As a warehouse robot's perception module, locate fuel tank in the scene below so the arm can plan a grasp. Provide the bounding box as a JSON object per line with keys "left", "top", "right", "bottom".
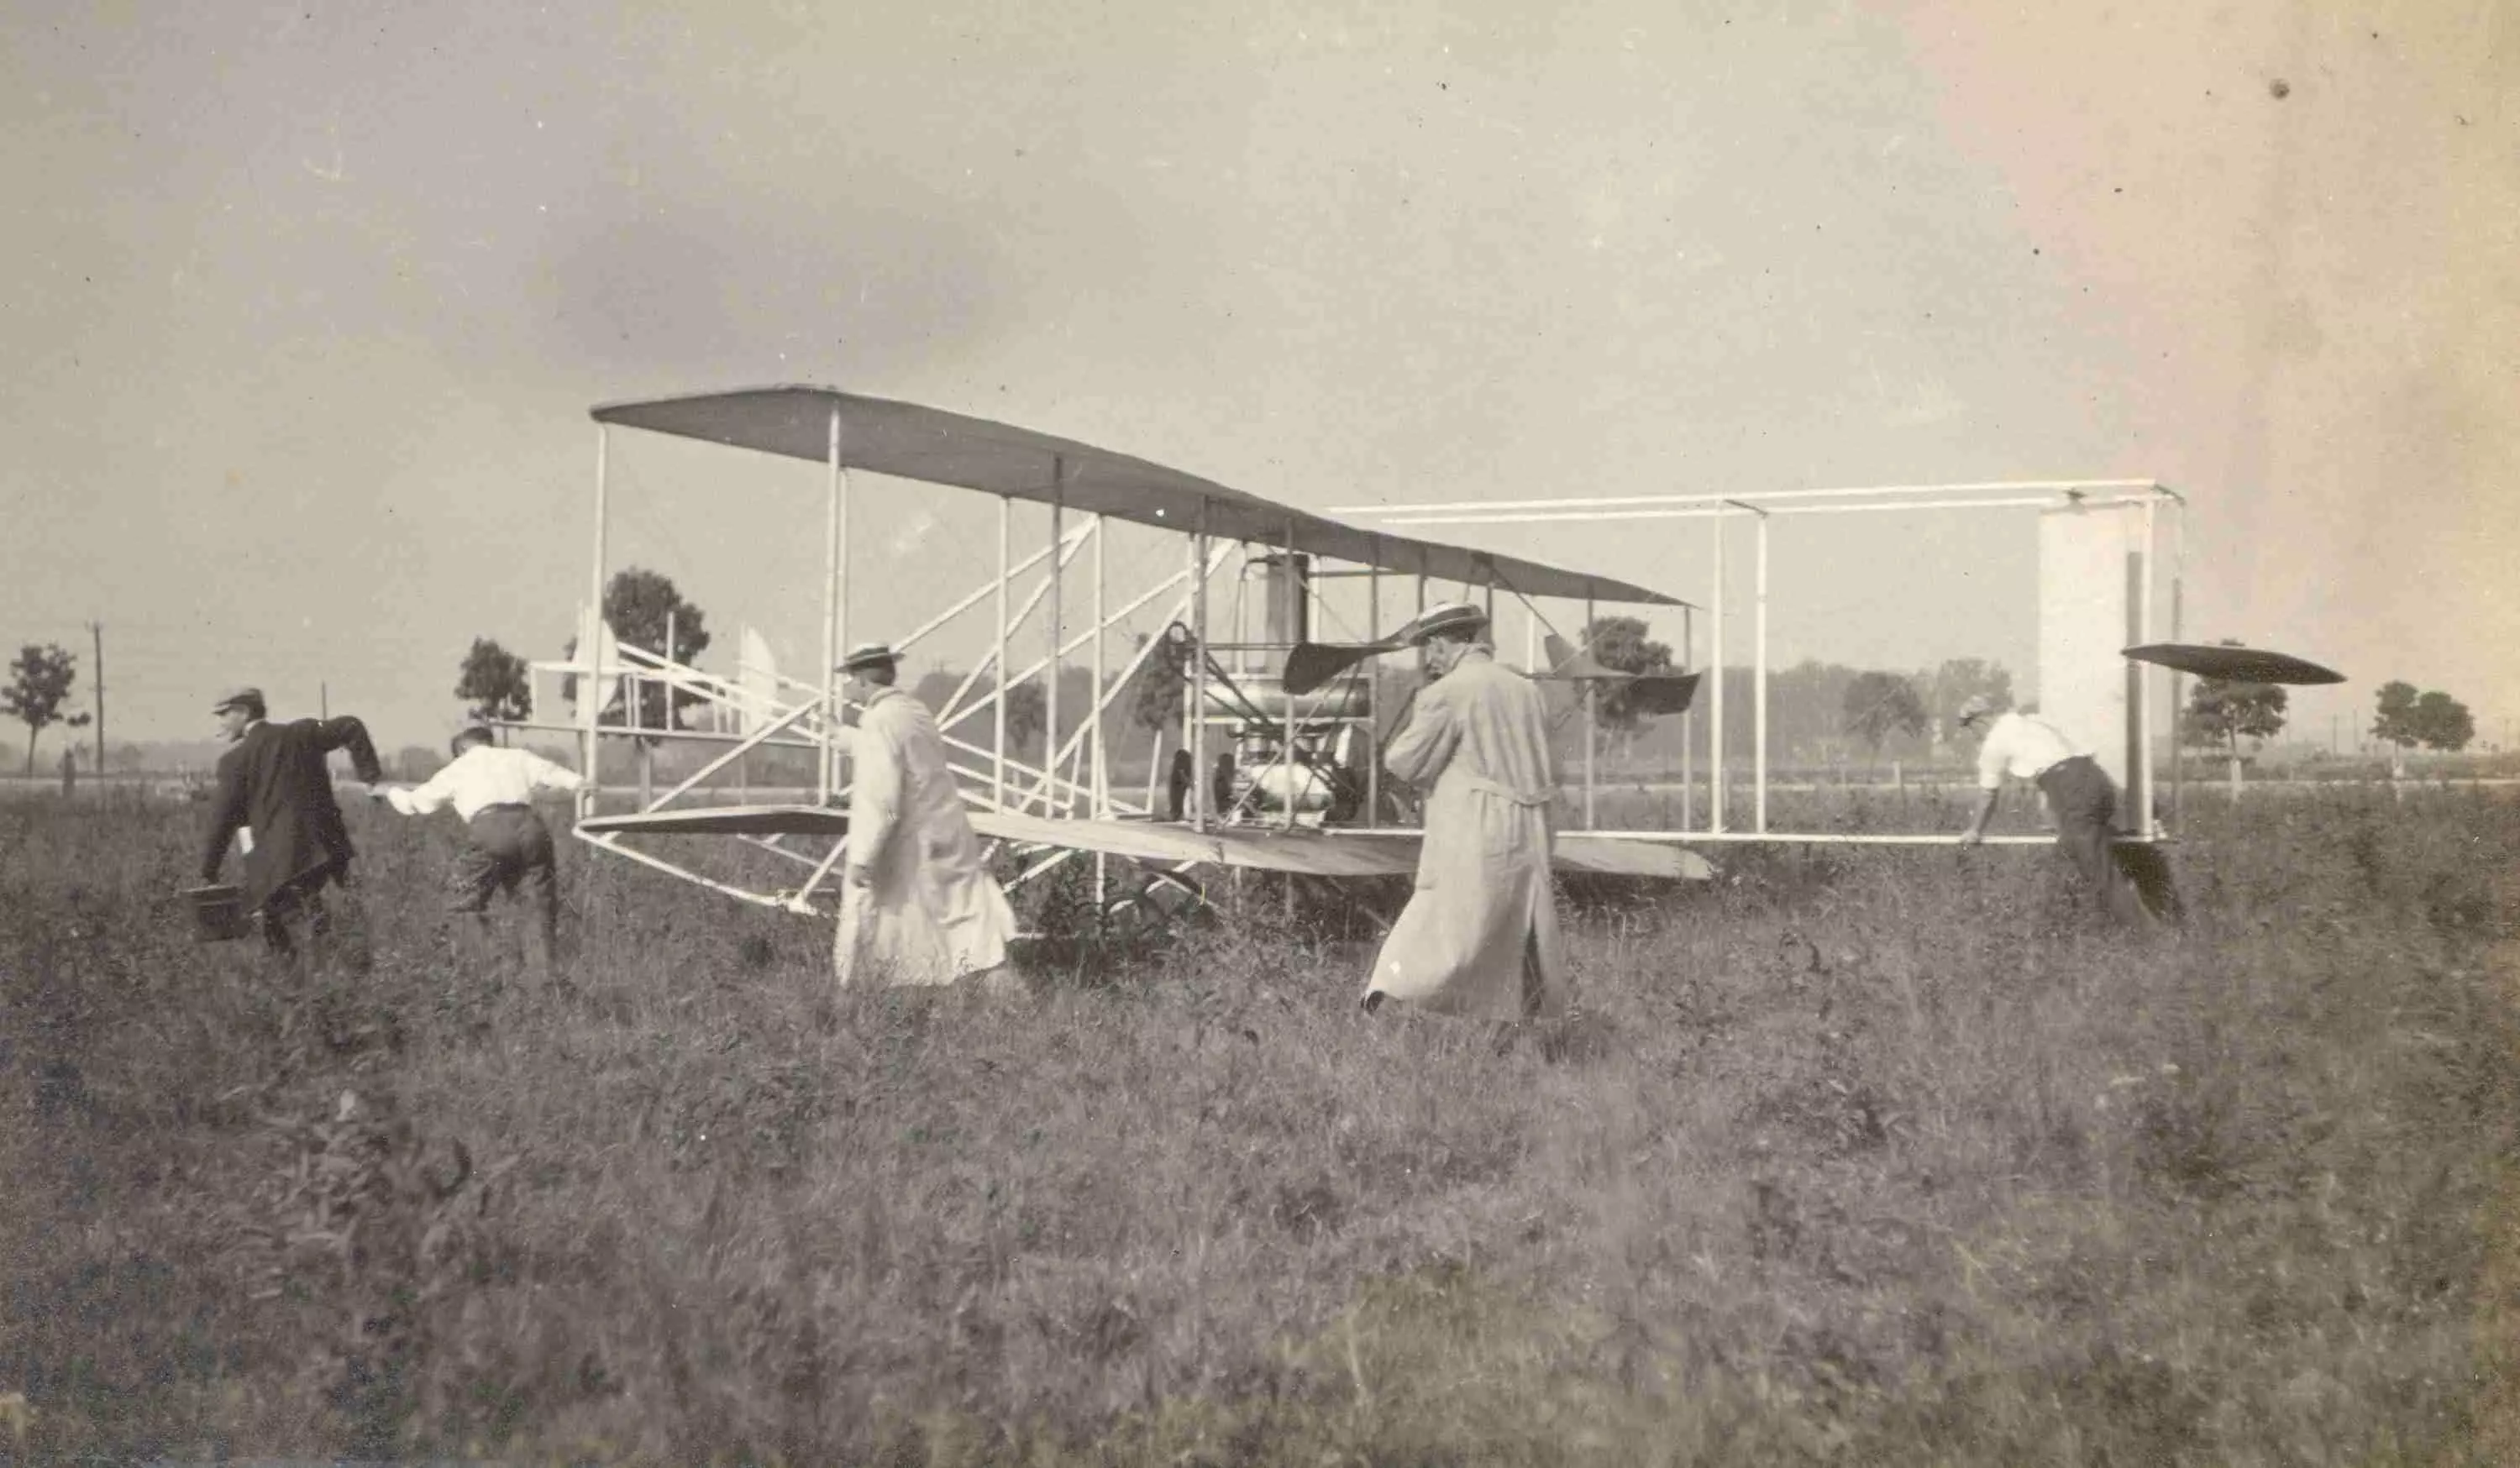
{"left": 1195, "top": 671, "right": 1372, "bottom": 724}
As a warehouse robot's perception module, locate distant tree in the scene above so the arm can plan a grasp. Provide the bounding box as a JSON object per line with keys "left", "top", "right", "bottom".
{"left": 564, "top": 568, "right": 713, "bottom": 735}
{"left": 1924, "top": 658, "right": 2015, "bottom": 747}
{"left": 1003, "top": 682, "right": 1047, "bottom": 758}
{"left": 1767, "top": 658, "right": 1864, "bottom": 763}
{"left": 2411, "top": 690, "right": 2475, "bottom": 752}
{"left": 910, "top": 669, "right": 965, "bottom": 712}
{"left": 1841, "top": 670, "right": 1928, "bottom": 759}
{"left": 2370, "top": 680, "right": 2423, "bottom": 758}
{"left": 1586, "top": 616, "right": 1676, "bottom": 735}
{"left": 395, "top": 745, "right": 443, "bottom": 782}
{"left": 454, "top": 637, "right": 532, "bottom": 724}
{"left": 109, "top": 742, "right": 147, "bottom": 773}
{"left": 2181, "top": 641, "right": 2289, "bottom": 781}
{"left": 3, "top": 643, "right": 92, "bottom": 778}
{"left": 1127, "top": 631, "right": 1189, "bottom": 740}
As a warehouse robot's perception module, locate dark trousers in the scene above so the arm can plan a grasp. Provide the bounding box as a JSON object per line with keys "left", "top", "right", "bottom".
{"left": 2035, "top": 757, "right": 2152, "bottom": 925}
{"left": 453, "top": 805, "right": 559, "bottom": 970}
{"left": 259, "top": 870, "right": 338, "bottom": 958}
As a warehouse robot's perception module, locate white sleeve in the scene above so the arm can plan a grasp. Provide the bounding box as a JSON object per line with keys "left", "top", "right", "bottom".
{"left": 1976, "top": 726, "right": 2008, "bottom": 791}
{"left": 391, "top": 767, "right": 459, "bottom": 815}
{"left": 524, "top": 752, "right": 586, "bottom": 794}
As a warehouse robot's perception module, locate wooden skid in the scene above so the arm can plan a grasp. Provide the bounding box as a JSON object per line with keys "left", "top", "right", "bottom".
{"left": 575, "top": 805, "right": 1716, "bottom": 881}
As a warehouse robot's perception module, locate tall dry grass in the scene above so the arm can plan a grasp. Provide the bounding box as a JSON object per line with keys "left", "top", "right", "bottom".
{"left": 1, "top": 784, "right": 2514, "bottom": 1464}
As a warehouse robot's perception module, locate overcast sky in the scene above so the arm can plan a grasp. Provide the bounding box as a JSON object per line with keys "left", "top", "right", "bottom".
{"left": 3, "top": 0, "right": 2512, "bottom": 752}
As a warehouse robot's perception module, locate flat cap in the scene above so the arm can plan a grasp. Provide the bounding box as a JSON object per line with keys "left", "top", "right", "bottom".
{"left": 211, "top": 687, "right": 265, "bottom": 716}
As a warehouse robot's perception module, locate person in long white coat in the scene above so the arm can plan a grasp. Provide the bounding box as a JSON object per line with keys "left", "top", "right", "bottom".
{"left": 832, "top": 642, "right": 1019, "bottom": 988}
{"left": 1362, "top": 603, "right": 1568, "bottom": 1020}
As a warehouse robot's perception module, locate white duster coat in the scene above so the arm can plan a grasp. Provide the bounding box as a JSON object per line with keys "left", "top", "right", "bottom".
{"left": 1366, "top": 648, "right": 1568, "bottom": 1019}
{"left": 834, "top": 686, "right": 1017, "bottom": 987}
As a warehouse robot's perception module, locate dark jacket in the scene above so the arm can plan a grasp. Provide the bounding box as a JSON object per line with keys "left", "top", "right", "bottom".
{"left": 201, "top": 717, "right": 385, "bottom": 909}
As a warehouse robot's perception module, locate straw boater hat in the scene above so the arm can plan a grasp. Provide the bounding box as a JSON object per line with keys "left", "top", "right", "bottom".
{"left": 837, "top": 642, "right": 898, "bottom": 674}
{"left": 1409, "top": 601, "right": 1488, "bottom": 644}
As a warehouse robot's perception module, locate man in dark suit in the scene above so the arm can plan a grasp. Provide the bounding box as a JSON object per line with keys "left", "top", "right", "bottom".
{"left": 199, "top": 686, "right": 386, "bottom": 960}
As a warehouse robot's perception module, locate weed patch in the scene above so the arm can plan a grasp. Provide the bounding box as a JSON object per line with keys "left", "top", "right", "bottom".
{"left": 0, "top": 788, "right": 2513, "bottom": 1462}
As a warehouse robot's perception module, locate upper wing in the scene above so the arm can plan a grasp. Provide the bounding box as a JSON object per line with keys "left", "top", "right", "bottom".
{"left": 592, "top": 386, "right": 1688, "bottom": 607}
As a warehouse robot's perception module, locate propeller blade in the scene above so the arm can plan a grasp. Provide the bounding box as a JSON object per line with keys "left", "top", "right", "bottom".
{"left": 1621, "top": 671, "right": 1703, "bottom": 716}
{"left": 1532, "top": 629, "right": 1630, "bottom": 684}
{"left": 2121, "top": 642, "right": 2344, "bottom": 686}
{"left": 1284, "top": 611, "right": 1441, "bottom": 695}
{"left": 1537, "top": 632, "right": 1625, "bottom": 682}
{"left": 1549, "top": 651, "right": 1625, "bottom": 681}
{"left": 1284, "top": 641, "right": 1399, "bottom": 695}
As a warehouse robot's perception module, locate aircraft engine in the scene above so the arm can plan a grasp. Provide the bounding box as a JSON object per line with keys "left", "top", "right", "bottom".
{"left": 1242, "top": 757, "right": 1336, "bottom": 819}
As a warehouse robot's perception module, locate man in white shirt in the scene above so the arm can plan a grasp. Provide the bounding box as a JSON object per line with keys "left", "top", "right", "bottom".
{"left": 832, "top": 642, "right": 1018, "bottom": 989}
{"left": 1955, "top": 695, "right": 2150, "bottom": 924}
{"left": 379, "top": 726, "right": 585, "bottom": 973}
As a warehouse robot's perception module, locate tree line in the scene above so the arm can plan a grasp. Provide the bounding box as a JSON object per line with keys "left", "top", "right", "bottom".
{"left": 2174, "top": 644, "right": 2476, "bottom": 767}
{"left": 8, "top": 572, "right": 2482, "bottom": 784}
{"left": 424, "top": 570, "right": 2493, "bottom": 784}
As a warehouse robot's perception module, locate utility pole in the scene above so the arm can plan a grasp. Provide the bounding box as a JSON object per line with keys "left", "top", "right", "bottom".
{"left": 88, "top": 621, "right": 104, "bottom": 774}
{"left": 321, "top": 682, "right": 329, "bottom": 719}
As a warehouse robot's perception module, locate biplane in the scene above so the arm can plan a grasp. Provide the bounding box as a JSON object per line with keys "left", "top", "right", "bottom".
{"left": 496, "top": 388, "right": 2345, "bottom": 927}
{"left": 491, "top": 385, "right": 1722, "bottom": 923}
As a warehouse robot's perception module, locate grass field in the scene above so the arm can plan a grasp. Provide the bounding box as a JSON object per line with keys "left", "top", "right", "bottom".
{"left": 3, "top": 784, "right": 2516, "bottom": 1464}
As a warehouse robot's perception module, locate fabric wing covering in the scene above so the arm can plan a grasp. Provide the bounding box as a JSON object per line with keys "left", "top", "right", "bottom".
{"left": 575, "top": 805, "right": 1713, "bottom": 880}
{"left": 591, "top": 385, "right": 1686, "bottom": 608}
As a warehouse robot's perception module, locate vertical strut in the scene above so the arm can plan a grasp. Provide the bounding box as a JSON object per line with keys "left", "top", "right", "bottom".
{"left": 1711, "top": 509, "right": 1727, "bottom": 835}
{"left": 1754, "top": 509, "right": 1768, "bottom": 834}
{"left": 1278, "top": 520, "right": 1297, "bottom": 830}
{"left": 1366, "top": 541, "right": 1380, "bottom": 828}
{"left": 1190, "top": 500, "right": 1211, "bottom": 833}
{"left": 1681, "top": 606, "right": 1694, "bottom": 831}
{"left": 824, "top": 405, "right": 847, "bottom": 802}
{"left": 1049, "top": 459, "right": 1067, "bottom": 814}
{"left": 1092, "top": 511, "right": 1108, "bottom": 913}
{"left": 995, "top": 495, "right": 1011, "bottom": 810}
{"left": 1583, "top": 585, "right": 1597, "bottom": 831}
{"left": 584, "top": 424, "right": 609, "bottom": 818}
